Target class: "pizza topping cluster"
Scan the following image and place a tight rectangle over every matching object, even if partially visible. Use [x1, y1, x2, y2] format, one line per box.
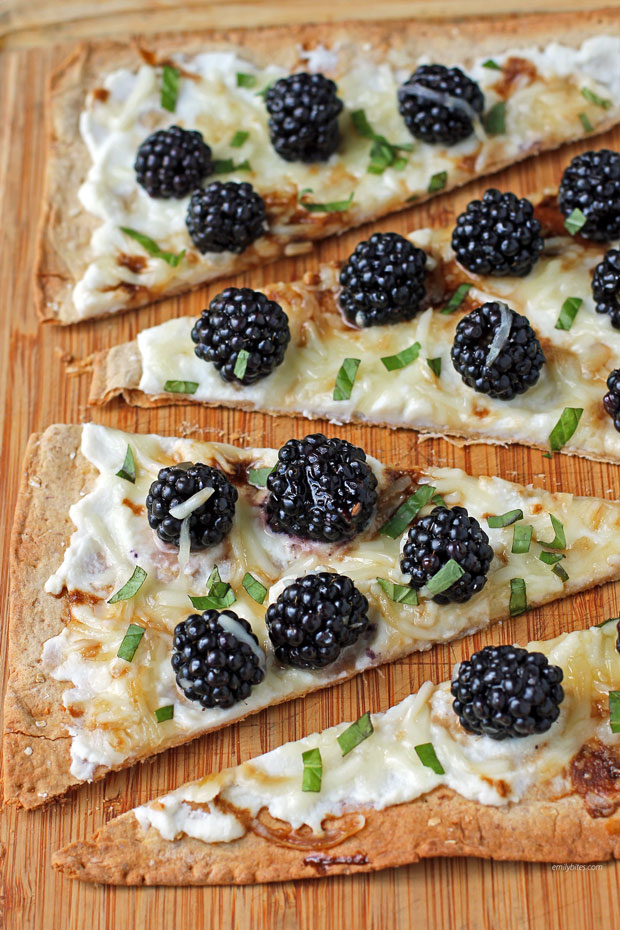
[592, 246, 620, 329]
[185, 179, 267, 254]
[134, 124, 214, 199]
[264, 72, 343, 162]
[397, 64, 485, 145]
[559, 149, 620, 242]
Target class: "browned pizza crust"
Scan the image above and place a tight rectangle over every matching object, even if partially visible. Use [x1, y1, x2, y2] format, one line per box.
[38, 7, 620, 324]
[53, 783, 620, 885]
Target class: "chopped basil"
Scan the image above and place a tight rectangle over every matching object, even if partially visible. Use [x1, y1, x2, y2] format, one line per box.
[163, 380, 199, 394]
[441, 283, 472, 315]
[248, 466, 274, 487]
[189, 565, 236, 610]
[213, 158, 251, 174]
[609, 691, 620, 733]
[509, 578, 527, 616]
[155, 705, 174, 723]
[376, 577, 419, 606]
[333, 357, 360, 401]
[233, 349, 250, 380]
[539, 550, 565, 566]
[337, 712, 373, 756]
[543, 452, 553, 459]
[564, 208, 587, 236]
[116, 622, 146, 662]
[299, 190, 354, 213]
[237, 72, 257, 88]
[230, 130, 249, 148]
[115, 444, 136, 483]
[120, 227, 185, 267]
[108, 566, 147, 604]
[431, 492, 446, 508]
[548, 407, 583, 451]
[350, 108, 413, 175]
[161, 64, 180, 112]
[512, 523, 532, 554]
[255, 80, 274, 98]
[428, 171, 447, 193]
[406, 194, 419, 203]
[483, 101, 506, 135]
[379, 485, 436, 538]
[415, 742, 445, 775]
[579, 112, 594, 134]
[482, 59, 502, 71]
[541, 514, 566, 550]
[555, 297, 582, 331]
[381, 342, 421, 371]
[242, 572, 267, 604]
[552, 562, 569, 583]
[426, 357, 442, 377]
[487, 509, 523, 529]
[301, 747, 322, 792]
[425, 559, 464, 596]
[595, 616, 619, 628]
[581, 86, 612, 110]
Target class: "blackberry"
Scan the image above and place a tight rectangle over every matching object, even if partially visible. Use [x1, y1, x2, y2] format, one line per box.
[451, 645, 564, 740]
[266, 434, 378, 542]
[397, 64, 484, 145]
[134, 125, 213, 199]
[146, 463, 237, 550]
[451, 189, 544, 277]
[400, 506, 493, 604]
[265, 572, 369, 669]
[592, 248, 620, 329]
[558, 150, 620, 241]
[172, 610, 265, 709]
[265, 72, 343, 162]
[186, 181, 266, 253]
[451, 302, 545, 401]
[603, 368, 620, 433]
[338, 232, 427, 327]
[191, 287, 290, 385]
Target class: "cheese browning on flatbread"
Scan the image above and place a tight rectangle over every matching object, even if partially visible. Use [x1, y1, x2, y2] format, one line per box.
[6, 423, 620, 809]
[39, 10, 620, 323]
[53, 621, 620, 885]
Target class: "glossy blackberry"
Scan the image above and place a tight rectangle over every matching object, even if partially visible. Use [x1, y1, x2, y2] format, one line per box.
[592, 248, 620, 329]
[146, 463, 237, 550]
[191, 287, 290, 385]
[451, 189, 544, 277]
[265, 72, 343, 162]
[265, 572, 369, 669]
[266, 434, 378, 542]
[134, 125, 213, 199]
[603, 368, 620, 433]
[172, 610, 265, 709]
[338, 232, 427, 327]
[186, 181, 266, 253]
[451, 302, 545, 401]
[451, 645, 564, 740]
[397, 64, 484, 145]
[558, 150, 620, 241]
[400, 506, 493, 604]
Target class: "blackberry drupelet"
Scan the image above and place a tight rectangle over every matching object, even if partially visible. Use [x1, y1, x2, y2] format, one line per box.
[451, 302, 545, 401]
[451, 645, 564, 740]
[265, 572, 369, 669]
[191, 287, 290, 384]
[400, 506, 493, 604]
[266, 434, 378, 542]
[186, 181, 266, 253]
[134, 125, 213, 199]
[592, 248, 620, 329]
[265, 72, 343, 162]
[451, 189, 544, 277]
[338, 232, 427, 327]
[603, 368, 620, 433]
[397, 64, 484, 145]
[172, 610, 265, 709]
[146, 463, 237, 549]
[558, 149, 620, 241]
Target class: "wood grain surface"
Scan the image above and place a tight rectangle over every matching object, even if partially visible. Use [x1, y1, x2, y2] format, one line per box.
[2, 3, 620, 929]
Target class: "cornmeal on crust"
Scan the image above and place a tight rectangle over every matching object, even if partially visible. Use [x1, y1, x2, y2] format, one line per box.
[38, 8, 620, 324]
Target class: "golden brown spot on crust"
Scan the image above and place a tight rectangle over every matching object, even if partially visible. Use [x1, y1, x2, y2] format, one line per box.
[481, 776, 510, 798]
[123, 497, 145, 516]
[67, 590, 102, 607]
[80, 643, 102, 660]
[117, 253, 147, 274]
[68, 707, 84, 718]
[570, 738, 620, 818]
[473, 406, 490, 419]
[92, 87, 109, 103]
[531, 503, 543, 514]
[493, 57, 538, 99]
[304, 852, 369, 873]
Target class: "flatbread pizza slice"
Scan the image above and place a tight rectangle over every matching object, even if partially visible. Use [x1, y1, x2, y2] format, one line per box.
[90, 193, 620, 464]
[6, 423, 620, 809]
[53, 619, 620, 884]
[39, 8, 620, 323]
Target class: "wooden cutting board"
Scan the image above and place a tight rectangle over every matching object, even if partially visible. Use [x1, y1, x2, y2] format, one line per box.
[3, 3, 620, 928]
